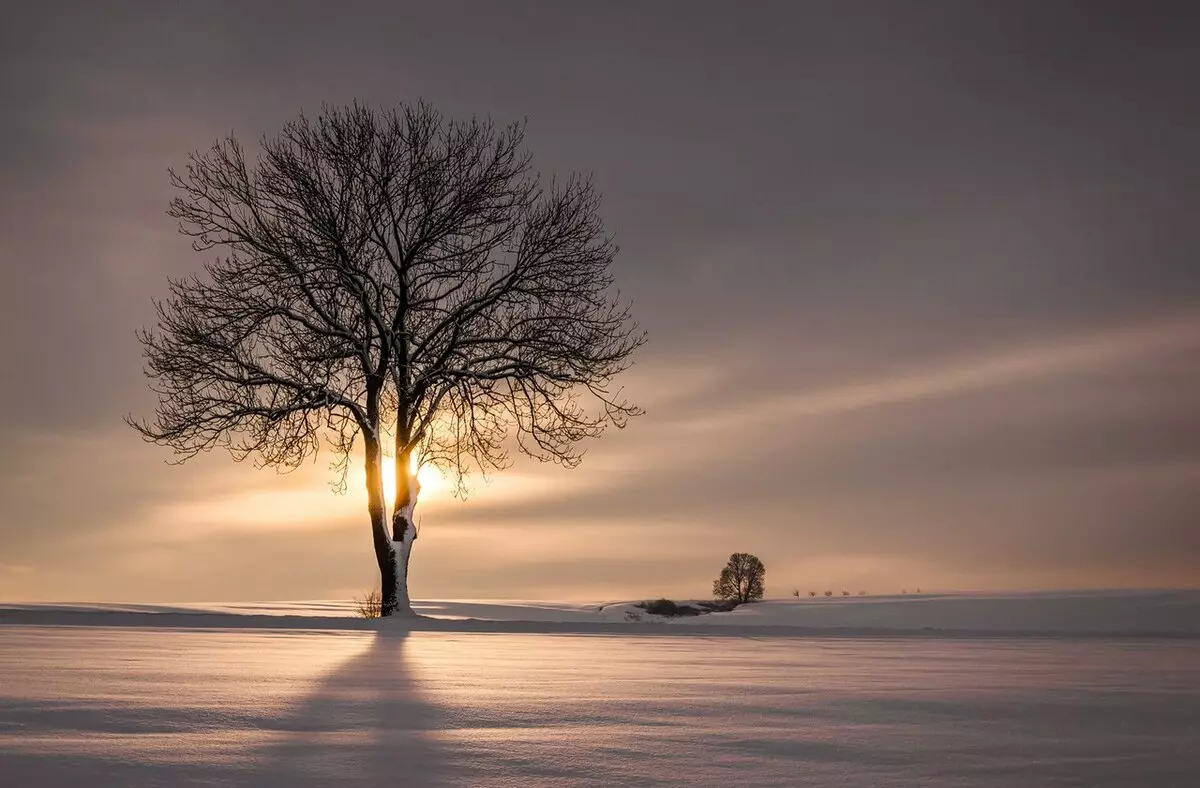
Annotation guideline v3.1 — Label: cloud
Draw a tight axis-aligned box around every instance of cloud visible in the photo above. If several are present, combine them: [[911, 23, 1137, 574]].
[[2, 3, 1199, 601], [684, 312, 1200, 431], [0, 564, 34, 575]]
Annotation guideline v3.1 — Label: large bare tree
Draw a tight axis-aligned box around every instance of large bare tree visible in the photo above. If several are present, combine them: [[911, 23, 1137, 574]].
[[129, 102, 645, 615]]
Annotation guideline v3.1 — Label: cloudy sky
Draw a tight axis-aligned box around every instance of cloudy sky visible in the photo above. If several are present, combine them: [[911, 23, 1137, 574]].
[[1, 1, 1197, 602]]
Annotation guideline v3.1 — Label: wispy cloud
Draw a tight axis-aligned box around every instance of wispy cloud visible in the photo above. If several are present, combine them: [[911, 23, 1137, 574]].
[[686, 313, 1200, 431], [0, 564, 34, 575]]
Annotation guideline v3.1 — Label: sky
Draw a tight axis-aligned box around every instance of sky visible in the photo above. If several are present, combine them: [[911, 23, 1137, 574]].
[[1, 1, 1198, 602]]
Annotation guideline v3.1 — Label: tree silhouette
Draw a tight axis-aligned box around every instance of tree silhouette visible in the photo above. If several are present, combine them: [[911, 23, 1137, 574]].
[[712, 553, 765, 603], [129, 102, 645, 615]]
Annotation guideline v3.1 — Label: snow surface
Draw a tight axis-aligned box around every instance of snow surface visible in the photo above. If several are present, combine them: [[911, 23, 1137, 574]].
[[3, 588, 1198, 636], [1, 591, 1198, 786]]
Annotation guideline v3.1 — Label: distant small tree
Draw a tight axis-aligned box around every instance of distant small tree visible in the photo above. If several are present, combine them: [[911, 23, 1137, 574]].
[[712, 553, 765, 603]]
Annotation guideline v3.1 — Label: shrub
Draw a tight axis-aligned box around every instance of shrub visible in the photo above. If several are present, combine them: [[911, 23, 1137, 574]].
[[354, 589, 382, 618], [697, 599, 738, 613], [639, 598, 689, 616], [636, 598, 731, 617], [712, 553, 765, 603]]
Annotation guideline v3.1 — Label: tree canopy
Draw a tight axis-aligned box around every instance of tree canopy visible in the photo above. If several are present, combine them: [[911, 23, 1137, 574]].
[[130, 102, 645, 614], [713, 553, 766, 604]]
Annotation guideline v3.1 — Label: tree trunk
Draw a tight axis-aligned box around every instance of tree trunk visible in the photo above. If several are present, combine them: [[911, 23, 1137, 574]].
[[386, 451, 420, 616], [363, 438, 404, 617]]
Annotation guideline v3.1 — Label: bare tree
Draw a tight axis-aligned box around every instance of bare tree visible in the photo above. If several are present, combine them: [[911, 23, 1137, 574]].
[[712, 553, 765, 604], [128, 102, 645, 616]]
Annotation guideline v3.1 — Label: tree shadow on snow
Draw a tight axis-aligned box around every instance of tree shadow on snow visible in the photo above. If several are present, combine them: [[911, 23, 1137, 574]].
[[245, 630, 453, 787]]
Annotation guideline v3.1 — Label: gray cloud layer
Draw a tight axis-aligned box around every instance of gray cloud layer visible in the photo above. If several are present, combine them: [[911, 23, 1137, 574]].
[[1, 2, 1197, 601]]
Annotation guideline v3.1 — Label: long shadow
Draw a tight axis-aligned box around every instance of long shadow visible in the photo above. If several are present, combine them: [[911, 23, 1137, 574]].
[[244, 629, 454, 787]]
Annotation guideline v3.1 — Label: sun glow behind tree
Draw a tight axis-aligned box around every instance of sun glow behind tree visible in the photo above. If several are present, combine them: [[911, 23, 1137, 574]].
[[381, 455, 446, 511]]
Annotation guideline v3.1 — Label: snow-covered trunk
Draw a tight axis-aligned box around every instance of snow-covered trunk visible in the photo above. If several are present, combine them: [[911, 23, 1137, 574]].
[[363, 437, 406, 617], [387, 451, 420, 616]]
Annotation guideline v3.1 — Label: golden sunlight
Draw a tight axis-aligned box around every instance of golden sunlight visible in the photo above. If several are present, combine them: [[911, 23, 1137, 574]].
[[380, 454, 446, 508]]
